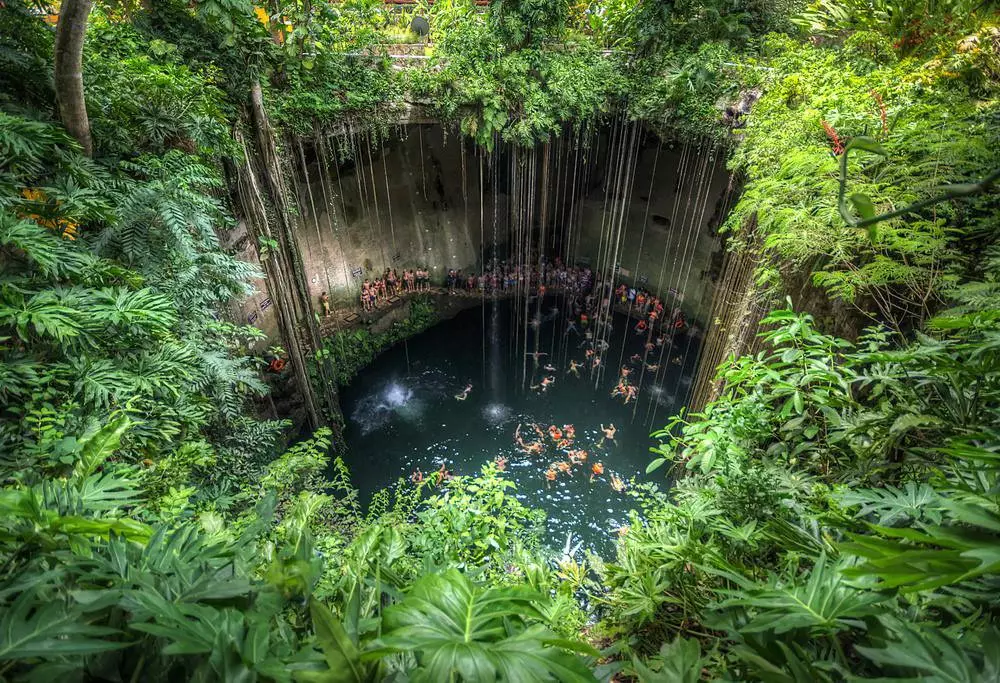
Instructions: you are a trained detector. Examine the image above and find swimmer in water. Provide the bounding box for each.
[556,461,572,475]
[544,363,557,372]
[567,359,582,377]
[531,376,556,393]
[494,456,507,472]
[645,362,660,372]
[623,384,638,405]
[545,467,557,487]
[454,383,473,401]
[590,461,605,482]
[620,365,632,379]
[610,473,626,492]
[592,356,601,369]
[600,423,617,447]
[410,469,424,483]
[630,353,643,365]
[515,425,544,455]
[434,463,451,485]
[563,424,575,441]
[548,425,563,442]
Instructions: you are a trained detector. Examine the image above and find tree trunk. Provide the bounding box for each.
[54,0,94,156]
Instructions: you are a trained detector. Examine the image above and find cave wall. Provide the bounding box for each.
[281,123,731,325]
[292,126,502,308]
[572,134,734,320]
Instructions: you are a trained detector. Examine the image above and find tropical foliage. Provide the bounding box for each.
[3,0,1000,680]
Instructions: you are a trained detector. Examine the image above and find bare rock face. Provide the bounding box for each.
[411,16,430,41]
[721,88,762,131]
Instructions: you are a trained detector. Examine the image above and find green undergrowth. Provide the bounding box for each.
[314,295,438,386]
[3,0,1000,680]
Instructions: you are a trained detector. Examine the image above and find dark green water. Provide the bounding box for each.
[339,298,698,553]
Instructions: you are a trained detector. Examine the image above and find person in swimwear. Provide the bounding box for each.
[567,359,582,377]
[630,353,643,365]
[620,365,632,379]
[410,469,424,483]
[548,425,563,442]
[645,362,660,372]
[623,384,638,405]
[556,461,572,475]
[516,425,545,455]
[434,463,451,485]
[545,467,557,487]
[563,424,575,441]
[494,456,507,472]
[590,461,604,482]
[609,473,626,492]
[531,376,555,393]
[600,423,617,447]
[454,383,473,401]
[592,356,601,369]
[543,363,557,372]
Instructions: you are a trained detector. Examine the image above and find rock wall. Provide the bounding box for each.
[249,123,732,338]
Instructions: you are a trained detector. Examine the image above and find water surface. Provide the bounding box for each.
[338,298,698,554]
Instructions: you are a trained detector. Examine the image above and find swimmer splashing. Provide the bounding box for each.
[530,376,555,393]
[454,383,473,401]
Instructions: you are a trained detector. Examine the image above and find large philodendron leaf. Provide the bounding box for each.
[365,569,598,682]
[716,554,889,636]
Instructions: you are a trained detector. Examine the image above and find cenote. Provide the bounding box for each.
[339,297,699,553]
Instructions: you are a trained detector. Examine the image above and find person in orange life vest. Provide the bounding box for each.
[590,462,604,482]
[634,319,647,335]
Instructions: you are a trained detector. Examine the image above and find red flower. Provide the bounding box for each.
[821,120,844,155]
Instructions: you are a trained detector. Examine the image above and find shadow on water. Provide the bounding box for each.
[337,297,698,555]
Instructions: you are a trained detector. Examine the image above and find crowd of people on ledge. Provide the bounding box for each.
[334,260,699,350]
[443,258,595,296]
[352,267,434,312]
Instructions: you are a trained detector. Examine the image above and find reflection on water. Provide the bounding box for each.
[338,299,697,554]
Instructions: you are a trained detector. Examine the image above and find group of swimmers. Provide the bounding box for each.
[438,259,596,297]
[359,268,433,310]
[409,462,453,486]
[511,422,622,487]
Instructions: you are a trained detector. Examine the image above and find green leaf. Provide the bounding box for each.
[304,598,369,683]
